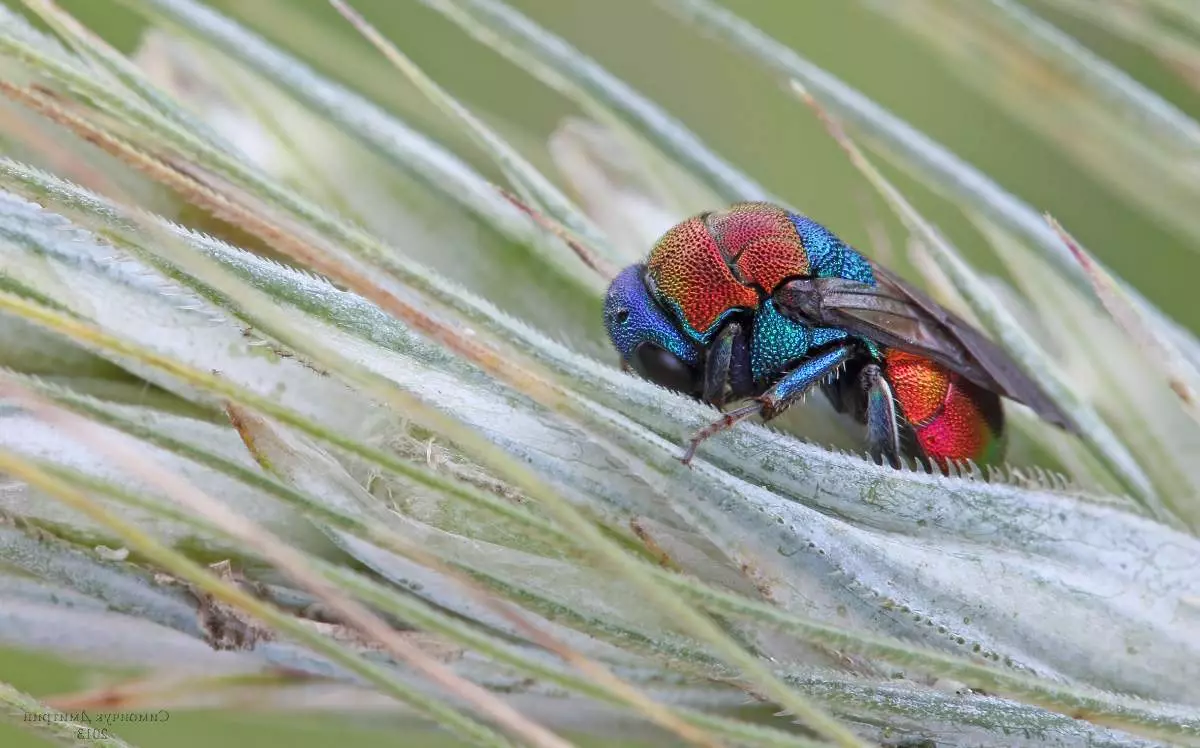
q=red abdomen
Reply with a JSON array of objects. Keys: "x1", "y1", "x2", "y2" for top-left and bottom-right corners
[{"x1": 884, "y1": 351, "x2": 1004, "y2": 468}]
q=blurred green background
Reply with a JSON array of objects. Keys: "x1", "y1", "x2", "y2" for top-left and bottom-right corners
[{"x1": 6, "y1": 1, "x2": 1200, "y2": 746}]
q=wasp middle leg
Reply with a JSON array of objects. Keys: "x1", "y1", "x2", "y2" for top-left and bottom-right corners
[{"x1": 681, "y1": 342, "x2": 856, "y2": 465}]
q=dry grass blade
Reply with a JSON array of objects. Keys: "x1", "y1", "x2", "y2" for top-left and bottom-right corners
[
  {"x1": 1047, "y1": 215, "x2": 1200, "y2": 423},
  {"x1": 327, "y1": 0, "x2": 619, "y2": 279},
  {"x1": 0, "y1": 80, "x2": 568, "y2": 408},
  {"x1": 498, "y1": 187, "x2": 618, "y2": 280},
  {"x1": 0, "y1": 377, "x2": 572, "y2": 748},
  {"x1": 228, "y1": 405, "x2": 725, "y2": 748},
  {"x1": 789, "y1": 78, "x2": 1172, "y2": 527}
]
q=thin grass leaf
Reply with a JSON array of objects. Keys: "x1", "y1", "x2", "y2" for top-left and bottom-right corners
[
  {"x1": 1, "y1": 680, "x2": 139, "y2": 748},
  {"x1": 113, "y1": 0, "x2": 603, "y2": 292},
  {"x1": 329, "y1": 0, "x2": 620, "y2": 277},
  {"x1": 416, "y1": 0, "x2": 773, "y2": 207},
  {"x1": 1033, "y1": 0, "x2": 1200, "y2": 92},
  {"x1": 655, "y1": 570, "x2": 1200, "y2": 746},
  {"x1": 862, "y1": 0, "x2": 1200, "y2": 251},
  {"x1": 1048, "y1": 216, "x2": 1200, "y2": 422},
  {"x1": 976, "y1": 217, "x2": 1200, "y2": 523},
  {"x1": 791, "y1": 80, "x2": 1172, "y2": 526},
  {"x1": 0, "y1": 429, "x2": 523, "y2": 748},
  {"x1": 547, "y1": 118, "x2": 681, "y2": 262},
  {"x1": 980, "y1": 0, "x2": 1200, "y2": 148},
  {"x1": 18, "y1": 0, "x2": 235, "y2": 157}
]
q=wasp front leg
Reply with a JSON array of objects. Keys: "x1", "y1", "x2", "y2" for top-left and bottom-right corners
[
  {"x1": 681, "y1": 342, "x2": 857, "y2": 465},
  {"x1": 701, "y1": 322, "x2": 746, "y2": 409}
]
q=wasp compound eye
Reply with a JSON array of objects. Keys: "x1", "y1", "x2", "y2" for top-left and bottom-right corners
[{"x1": 631, "y1": 343, "x2": 695, "y2": 393}]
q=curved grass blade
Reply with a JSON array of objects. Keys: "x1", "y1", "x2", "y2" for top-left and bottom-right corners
[
  {"x1": 1, "y1": 680, "x2": 139, "y2": 748},
  {"x1": 1048, "y1": 216, "x2": 1200, "y2": 424},
  {"x1": 329, "y1": 0, "x2": 620, "y2": 277},
  {"x1": 417, "y1": 0, "x2": 773, "y2": 207},
  {"x1": 791, "y1": 81, "x2": 1170, "y2": 526},
  {"x1": 112, "y1": 0, "x2": 601, "y2": 291}
]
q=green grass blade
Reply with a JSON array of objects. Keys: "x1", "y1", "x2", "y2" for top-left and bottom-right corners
[
  {"x1": 329, "y1": 0, "x2": 619, "y2": 275},
  {"x1": 419, "y1": 0, "x2": 774, "y2": 205}
]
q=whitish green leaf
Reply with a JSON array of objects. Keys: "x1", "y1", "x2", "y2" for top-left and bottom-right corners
[
  {"x1": 0, "y1": 189, "x2": 381, "y2": 437},
  {"x1": 0, "y1": 406, "x2": 339, "y2": 556},
  {"x1": 0, "y1": 521, "x2": 198, "y2": 635},
  {"x1": 1048, "y1": 217, "x2": 1200, "y2": 423}
]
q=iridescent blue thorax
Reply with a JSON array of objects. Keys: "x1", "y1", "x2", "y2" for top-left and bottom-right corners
[
  {"x1": 786, "y1": 213, "x2": 876, "y2": 284},
  {"x1": 750, "y1": 300, "x2": 848, "y2": 382},
  {"x1": 744, "y1": 214, "x2": 877, "y2": 382}
]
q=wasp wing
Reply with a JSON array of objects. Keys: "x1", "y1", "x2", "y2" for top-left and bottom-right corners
[{"x1": 774, "y1": 265, "x2": 1077, "y2": 432}]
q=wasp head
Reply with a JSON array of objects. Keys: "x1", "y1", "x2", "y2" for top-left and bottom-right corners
[{"x1": 603, "y1": 264, "x2": 703, "y2": 395}]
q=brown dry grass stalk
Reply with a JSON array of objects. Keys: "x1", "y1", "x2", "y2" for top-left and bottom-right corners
[
  {"x1": 0, "y1": 376, "x2": 574, "y2": 748},
  {"x1": 224, "y1": 404, "x2": 725, "y2": 748}
]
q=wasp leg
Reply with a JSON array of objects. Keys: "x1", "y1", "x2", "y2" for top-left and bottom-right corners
[
  {"x1": 861, "y1": 363, "x2": 902, "y2": 468},
  {"x1": 682, "y1": 343, "x2": 856, "y2": 465},
  {"x1": 702, "y1": 322, "x2": 742, "y2": 408}
]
